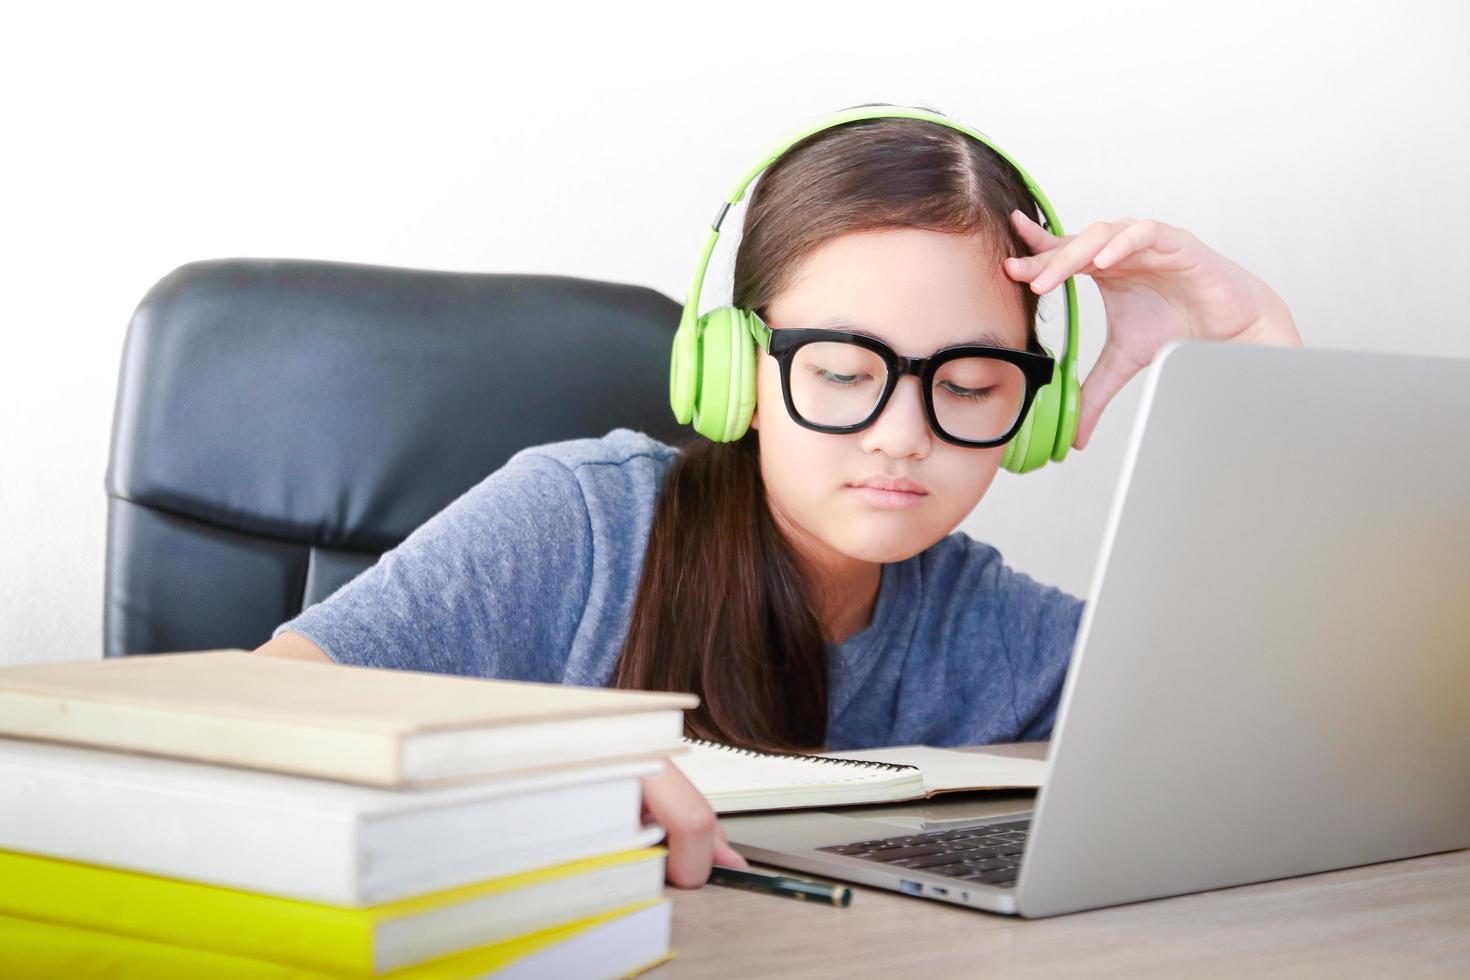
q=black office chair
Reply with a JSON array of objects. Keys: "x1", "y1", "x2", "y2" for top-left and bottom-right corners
[{"x1": 104, "y1": 258, "x2": 685, "y2": 657}]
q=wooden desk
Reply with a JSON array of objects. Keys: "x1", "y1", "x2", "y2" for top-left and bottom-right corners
[{"x1": 665, "y1": 744, "x2": 1470, "y2": 978}]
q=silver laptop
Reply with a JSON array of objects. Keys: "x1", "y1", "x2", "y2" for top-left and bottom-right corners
[{"x1": 721, "y1": 340, "x2": 1470, "y2": 917}]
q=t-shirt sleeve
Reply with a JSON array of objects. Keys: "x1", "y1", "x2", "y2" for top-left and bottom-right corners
[
  {"x1": 998, "y1": 564, "x2": 1085, "y2": 741},
  {"x1": 271, "y1": 450, "x2": 594, "y2": 682}
]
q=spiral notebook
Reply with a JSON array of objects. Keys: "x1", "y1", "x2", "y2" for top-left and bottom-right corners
[{"x1": 671, "y1": 738, "x2": 1049, "y2": 814}]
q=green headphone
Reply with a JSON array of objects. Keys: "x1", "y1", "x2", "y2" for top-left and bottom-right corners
[{"x1": 668, "y1": 104, "x2": 1081, "y2": 474}]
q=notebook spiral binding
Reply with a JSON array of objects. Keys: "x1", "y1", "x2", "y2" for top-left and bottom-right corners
[{"x1": 681, "y1": 736, "x2": 918, "y2": 774}]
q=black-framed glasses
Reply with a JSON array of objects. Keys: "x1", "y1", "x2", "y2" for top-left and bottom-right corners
[{"x1": 753, "y1": 320, "x2": 1056, "y2": 448}]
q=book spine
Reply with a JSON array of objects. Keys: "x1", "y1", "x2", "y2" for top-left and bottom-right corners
[{"x1": 0, "y1": 691, "x2": 402, "y2": 785}]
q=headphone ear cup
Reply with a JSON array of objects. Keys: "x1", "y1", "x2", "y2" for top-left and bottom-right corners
[
  {"x1": 1020, "y1": 362, "x2": 1064, "y2": 473},
  {"x1": 691, "y1": 308, "x2": 731, "y2": 441},
  {"x1": 1001, "y1": 397, "x2": 1036, "y2": 474},
  {"x1": 669, "y1": 314, "x2": 698, "y2": 425},
  {"x1": 1003, "y1": 351, "x2": 1065, "y2": 475},
  {"x1": 727, "y1": 308, "x2": 759, "y2": 440},
  {"x1": 1052, "y1": 360, "x2": 1080, "y2": 463},
  {"x1": 692, "y1": 307, "x2": 757, "y2": 442}
]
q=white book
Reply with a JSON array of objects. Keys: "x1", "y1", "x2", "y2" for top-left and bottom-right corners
[
  {"x1": 0, "y1": 737, "x2": 664, "y2": 906},
  {"x1": 0, "y1": 651, "x2": 695, "y2": 787}
]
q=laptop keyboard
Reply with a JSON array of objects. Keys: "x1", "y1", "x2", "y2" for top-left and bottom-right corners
[{"x1": 816, "y1": 818, "x2": 1030, "y2": 889}]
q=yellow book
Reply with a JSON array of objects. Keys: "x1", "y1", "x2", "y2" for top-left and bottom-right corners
[
  {"x1": 0, "y1": 846, "x2": 665, "y2": 974},
  {"x1": 0, "y1": 898, "x2": 672, "y2": 979}
]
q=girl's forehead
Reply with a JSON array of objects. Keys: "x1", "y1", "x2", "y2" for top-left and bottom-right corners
[
  {"x1": 806, "y1": 315, "x2": 1017, "y2": 351},
  {"x1": 789, "y1": 226, "x2": 1011, "y2": 280},
  {"x1": 769, "y1": 227, "x2": 1029, "y2": 349}
]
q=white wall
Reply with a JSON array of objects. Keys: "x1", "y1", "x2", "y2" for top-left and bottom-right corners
[{"x1": 3, "y1": 1, "x2": 1467, "y2": 664}]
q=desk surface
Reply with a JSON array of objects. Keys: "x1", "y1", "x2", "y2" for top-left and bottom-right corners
[{"x1": 665, "y1": 743, "x2": 1470, "y2": 978}]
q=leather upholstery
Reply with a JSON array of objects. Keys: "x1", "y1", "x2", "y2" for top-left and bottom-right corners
[{"x1": 104, "y1": 258, "x2": 684, "y2": 656}]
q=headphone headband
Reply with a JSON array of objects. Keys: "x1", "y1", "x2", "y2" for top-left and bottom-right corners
[{"x1": 679, "y1": 104, "x2": 1079, "y2": 382}]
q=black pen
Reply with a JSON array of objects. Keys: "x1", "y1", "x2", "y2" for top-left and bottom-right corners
[{"x1": 708, "y1": 865, "x2": 852, "y2": 907}]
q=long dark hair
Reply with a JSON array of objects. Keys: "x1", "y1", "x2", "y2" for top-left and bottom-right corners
[{"x1": 614, "y1": 107, "x2": 1045, "y2": 752}]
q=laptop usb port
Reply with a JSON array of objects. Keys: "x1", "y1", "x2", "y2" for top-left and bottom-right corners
[{"x1": 899, "y1": 880, "x2": 922, "y2": 895}]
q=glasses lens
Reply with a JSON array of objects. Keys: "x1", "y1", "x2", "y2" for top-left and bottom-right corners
[
  {"x1": 931, "y1": 357, "x2": 1029, "y2": 443},
  {"x1": 789, "y1": 342, "x2": 888, "y2": 427}
]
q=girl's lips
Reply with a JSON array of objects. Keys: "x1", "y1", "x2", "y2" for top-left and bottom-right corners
[{"x1": 846, "y1": 484, "x2": 929, "y2": 509}]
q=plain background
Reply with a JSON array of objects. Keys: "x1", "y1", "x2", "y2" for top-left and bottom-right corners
[{"x1": 2, "y1": 1, "x2": 1467, "y2": 665}]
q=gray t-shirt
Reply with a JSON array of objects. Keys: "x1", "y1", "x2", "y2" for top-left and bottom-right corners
[{"x1": 274, "y1": 428, "x2": 1084, "y2": 749}]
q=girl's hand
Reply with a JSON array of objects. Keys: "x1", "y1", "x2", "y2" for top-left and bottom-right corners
[
  {"x1": 641, "y1": 759, "x2": 748, "y2": 888},
  {"x1": 1004, "y1": 212, "x2": 1303, "y2": 450}
]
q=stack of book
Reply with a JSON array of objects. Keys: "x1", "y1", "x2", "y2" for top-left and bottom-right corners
[{"x1": 0, "y1": 650, "x2": 698, "y2": 978}]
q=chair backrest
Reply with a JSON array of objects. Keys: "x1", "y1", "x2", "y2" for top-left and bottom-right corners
[{"x1": 104, "y1": 258, "x2": 685, "y2": 657}]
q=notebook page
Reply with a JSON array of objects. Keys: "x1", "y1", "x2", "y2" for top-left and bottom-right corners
[
  {"x1": 671, "y1": 739, "x2": 924, "y2": 813},
  {"x1": 820, "y1": 745, "x2": 1048, "y2": 793}
]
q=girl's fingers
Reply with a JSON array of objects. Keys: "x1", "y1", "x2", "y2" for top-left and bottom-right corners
[
  {"x1": 663, "y1": 820, "x2": 715, "y2": 889},
  {"x1": 1092, "y1": 218, "x2": 1164, "y2": 269},
  {"x1": 712, "y1": 824, "x2": 748, "y2": 869},
  {"x1": 1004, "y1": 212, "x2": 1065, "y2": 280},
  {"x1": 1073, "y1": 340, "x2": 1147, "y2": 450},
  {"x1": 1028, "y1": 220, "x2": 1124, "y2": 294},
  {"x1": 1004, "y1": 251, "x2": 1050, "y2": 282},
  {"x1": 1008, "y1": 214, "x2": 1170, "y2": 292},
  {"x1": 641, "y1": 761, "x2": 721, "y2": 888},
  {"x1": 1010, "y1": 209, "x2": 1066, "y2": 253}
]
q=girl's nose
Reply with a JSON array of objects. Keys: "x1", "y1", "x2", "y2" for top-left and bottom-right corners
[{"x1": 858, "y1": 375, "x2": 931, "y2": 459}]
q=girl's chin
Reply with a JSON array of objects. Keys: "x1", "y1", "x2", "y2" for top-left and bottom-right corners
[{"x1": 826, "y1": 525, "x2": 934, "y2": 566}]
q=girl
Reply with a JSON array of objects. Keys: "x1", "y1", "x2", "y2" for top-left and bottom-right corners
[{"x1": 255, "y1": 106, "x2": 1302, "y2": 888}]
